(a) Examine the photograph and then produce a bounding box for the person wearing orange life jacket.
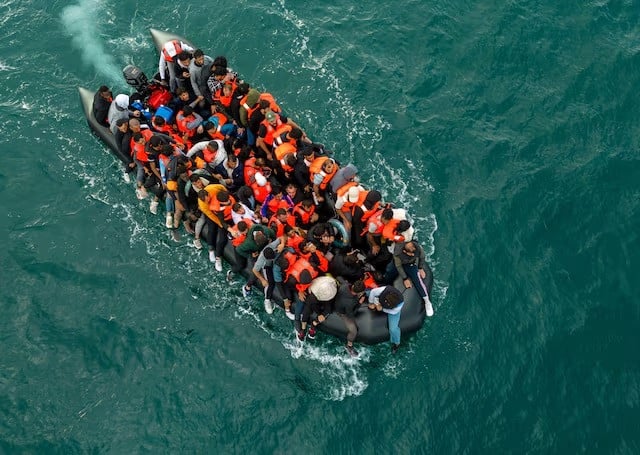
[249,171,271,205]
[334,181,366,233]
[197,184,230,271]
[284,254,318,339]
[351,189,382,250]
[292,199,319,231]
[187,139,228,170]
[256,109,304,159]
[272,126,311,150]
[260,184,295,220]
[284,224,305,254]
[272,142,298,183]
[309,156,339,203]
[299,240,330,274]
[159,40,194,92]
[239,89,280,146]
[268,208,296,238]
[209,189,237,228]
[176,105,204,141]
[131,126,162,211]
[206,57,239,103]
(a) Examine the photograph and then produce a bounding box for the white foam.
[61,0,123,88]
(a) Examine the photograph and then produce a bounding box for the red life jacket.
[162,40,183,62]
[213,80,237,108]
[268,213,296,237]
[286,256,317,293]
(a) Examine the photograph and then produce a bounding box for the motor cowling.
[123,65,149,96]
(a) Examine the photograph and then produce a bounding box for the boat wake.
[61,0,123,87]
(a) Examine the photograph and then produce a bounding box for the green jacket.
[236,224,276,259]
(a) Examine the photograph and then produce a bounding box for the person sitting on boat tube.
[158,39,194,92]
[92,85,112,127]
[334,277,366,357]
[368,285,405,354]
[301,276,338,341]
[197,184,230,270]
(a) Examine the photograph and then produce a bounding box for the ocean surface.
[1,0,639,452]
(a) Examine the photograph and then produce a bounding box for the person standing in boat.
[388,236,434,317]
[368,285,405,353]
[189,49,214,104]
[158,39,194,92]
[92,85,112,127]
[334,277,366,357]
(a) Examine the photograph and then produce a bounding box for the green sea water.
[1,0,639,452]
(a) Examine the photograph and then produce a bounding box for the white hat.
[254,172,267,187]
[309,276,338,301]
[346,186,361,203]
[115,94,129,109]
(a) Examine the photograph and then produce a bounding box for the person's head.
[365,190,381,207]
[301,199,314,210]
[193,49,205,66]
[176,87,190,101]
[270,185,283,198]
[351,279,365,295]
[233,203,246,215]
[288,127,303,141]
[190,175,205,190]
[207,141,219,152]
[285,184,298,198]
[153,116,166,127]
[396,220,411,234]
[212,55,228,68]
[197,189,210,201]
[321,158,336,174]
[237,186,253,201]
[275,254,290,270]
[213,66,227,78]
[216,190,231,206]
[226,154,238,167]
[254,231,268,249]
[263,247,276,260]
[148,135,163,150]
[299,269,313,285]
[381,208,394,223]
[182,105,194,116]
[301,147,315,160]
[177,51,191,65]
[132,132,144,143]
[159,144,173,157]
[264,110,277,125]
[237,220,248,233]
[283,153,297,168]
[98,85,111,99]
[284,224,296,237]
[403,240,418,255]
[128,118,141,132]
[116,118,129,131]
[276,208,288,221]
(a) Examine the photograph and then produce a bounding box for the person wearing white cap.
[107,94,130,134]
[334,182,366,233]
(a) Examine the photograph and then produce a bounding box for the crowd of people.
[91,39,434,356]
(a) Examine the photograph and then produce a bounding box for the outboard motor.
[123,65,150,98]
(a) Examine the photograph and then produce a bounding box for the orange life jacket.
[251,179,271,204]
[293,202,315,226]
[286,232,305,253]
[228,224,248,247]
[205,112,229,141]
[213,80,237,108]
[363,271,378,290]
[209,194,237,222]
[272,125,295,148]
[381,218,405,243]
[176,113,199,137]
[362,209,385,237]
[302,251,329,273]
[268,213,296,237]
[335,181,360,213]
[266,198,292,218]
[309,156,338,190]
[260,116,284,146]
[286,256,317,293]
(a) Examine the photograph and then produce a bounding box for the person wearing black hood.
[92,85,112,127]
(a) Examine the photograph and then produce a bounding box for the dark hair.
[177,51,191,61]
[116,118,128,127]
[132,132,143,141]
[381,208,394,221]
[237,221,248,232]
[216,190,230,203]
[299,269,313,285]
[182,105,194,116]
[193,49,204,58]
[396,220,411,233]
[207,140,219,150]
[212,56,228,68]
[263,247,275,260]
[197,189,209,201]
[288,128,303,140]
[153,116,166,126]
[271,184,283,196]
[213,66,227,77]
[99,85,110,93]
[351,280,365,294]
[276,208,287,217]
